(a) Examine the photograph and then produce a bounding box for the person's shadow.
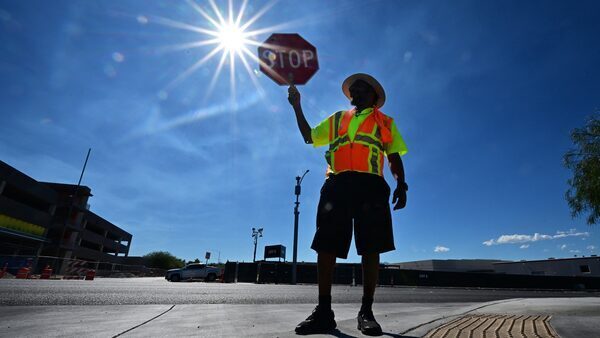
[329,329,418,338]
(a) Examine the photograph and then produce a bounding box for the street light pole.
[292,170,309,285]
[252,227,263,262]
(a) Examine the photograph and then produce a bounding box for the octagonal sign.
[258,33,319,85]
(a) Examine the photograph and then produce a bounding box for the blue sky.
[1,0,599,264]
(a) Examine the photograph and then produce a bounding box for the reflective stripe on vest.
[325,109,392,176]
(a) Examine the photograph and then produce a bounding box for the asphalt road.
[1,277,598,306]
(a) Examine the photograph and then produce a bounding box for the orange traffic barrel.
[16,267,30,279]
[0,263,7,278]
[85,269,96,281]
[40,265,52,279]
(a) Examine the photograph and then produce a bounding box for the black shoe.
[357,310,382,336]
[295,305,336,335]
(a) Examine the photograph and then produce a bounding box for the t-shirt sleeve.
[384,120,408,156]
[310,115,333,148]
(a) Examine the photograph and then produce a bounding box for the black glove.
[392,182,408,210]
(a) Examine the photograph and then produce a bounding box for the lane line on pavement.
[112,305,176,337]
[399,298,523,336]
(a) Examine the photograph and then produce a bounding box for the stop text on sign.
[258,33,319,85]
[261,49,316,69]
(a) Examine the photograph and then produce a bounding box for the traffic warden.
[288,73,408,336]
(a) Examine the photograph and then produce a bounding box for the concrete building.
[0,160,133,274]
[395,259,510,273]
[39,182,132,273]
[493,256,600,277]
[394,257,600,278]
[0,161,57,258]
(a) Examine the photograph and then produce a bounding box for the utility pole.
[292,170,309,285]
[252,227,263,262]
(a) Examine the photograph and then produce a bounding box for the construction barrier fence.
[0,255,165,279]
[223,261,600,290]
[4,256,599,290]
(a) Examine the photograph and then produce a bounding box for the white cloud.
[553,229,590,239]
[499,234,536,244]
[536,233,555,241]
[569,250,581,254]
[520,244,529,249]
[434,246,450,253]
[483,233,548,245]
[482,229,589,246]
[587,245,596,251]
[560,244,567,250]
[122,94,262,139]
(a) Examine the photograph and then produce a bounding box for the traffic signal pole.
[292,170,309,285]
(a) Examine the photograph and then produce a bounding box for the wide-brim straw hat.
[342,73,386,108]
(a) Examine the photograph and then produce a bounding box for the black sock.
[360,296,373,313]
[318,295,332,310]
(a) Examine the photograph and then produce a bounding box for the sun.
[217,22,246,53]
[150,0,290,103]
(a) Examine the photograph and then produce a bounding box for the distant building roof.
[494,256,599,265]
[40,182,93,197]
[0,161,58,203]
[393,259,512,272]
[394,259,512,265]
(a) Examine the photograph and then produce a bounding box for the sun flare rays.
[152,0,290,104]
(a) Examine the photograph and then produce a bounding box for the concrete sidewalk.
[0,298,598,337]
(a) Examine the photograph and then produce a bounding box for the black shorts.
[311,171,395,259]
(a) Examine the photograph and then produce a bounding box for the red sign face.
[258,33,319,85]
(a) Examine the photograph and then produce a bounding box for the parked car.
[165,263,221,282]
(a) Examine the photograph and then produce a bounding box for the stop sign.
[258,33,319,85]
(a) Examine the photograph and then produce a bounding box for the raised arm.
[288,85,313,144]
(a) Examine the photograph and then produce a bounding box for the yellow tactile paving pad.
[424,313,560,338]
